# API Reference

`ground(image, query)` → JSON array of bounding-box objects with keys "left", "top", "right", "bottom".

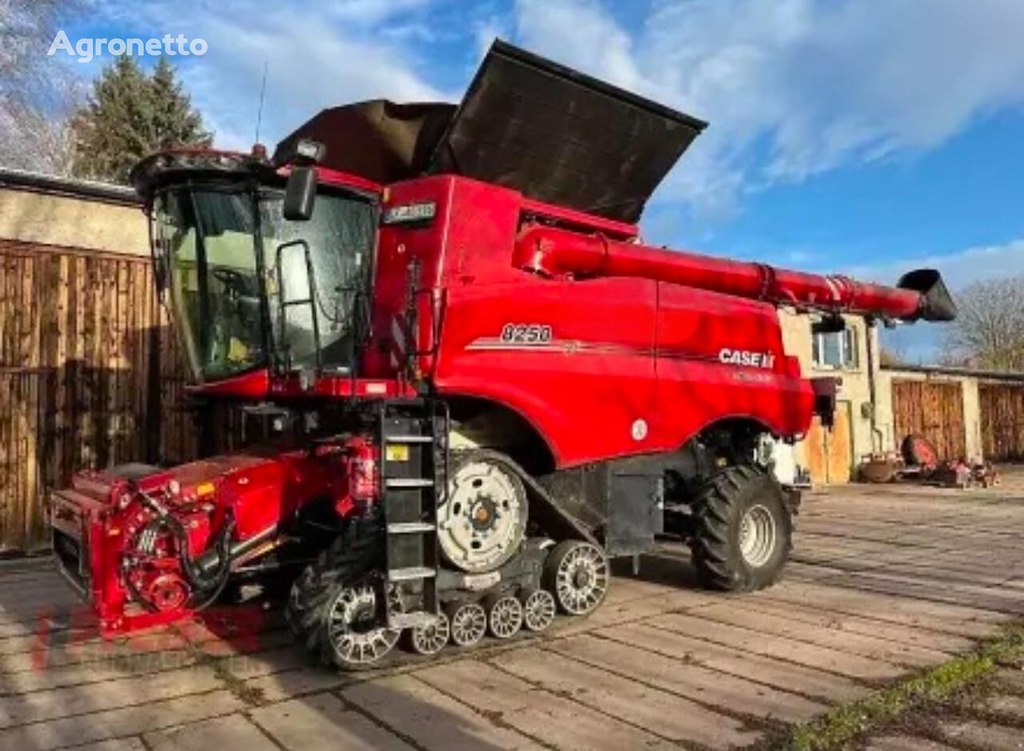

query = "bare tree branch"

[
  {"left": 942, "top": 276, "right": 1024, "bottom": 371},
  {"left": 0, "top": 0, "right": 87, "bottom": 173}
]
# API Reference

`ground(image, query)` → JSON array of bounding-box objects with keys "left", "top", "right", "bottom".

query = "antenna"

[{"left": 254, "top": 61, "right": 269, "bottom": 145}]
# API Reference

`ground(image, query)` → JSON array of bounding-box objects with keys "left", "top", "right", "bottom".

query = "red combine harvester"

[{"left": 49, "top": 42, "right": 955, "bottom": 669}]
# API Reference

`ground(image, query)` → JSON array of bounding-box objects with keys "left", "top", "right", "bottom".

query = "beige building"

[
  {"left": 781, "top": 309, "right": 1024, "bottom": 484},
  {"left": 0, "top": 169, "right": 147, "bottom": 254}
]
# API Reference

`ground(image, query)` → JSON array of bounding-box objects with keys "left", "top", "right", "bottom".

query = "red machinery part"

[{"left": 513, "top": 224, "right": 955, "bottom": 323}]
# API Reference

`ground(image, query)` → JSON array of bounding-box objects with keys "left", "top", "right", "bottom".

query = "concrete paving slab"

[
  {"left": 416, "top": 659, "right": 677, "bottom": 750},
  {"left": 761, "top": 581, "right": 1007, "bottom": 638},
  {"left": 732, "top": 596, "right": 975, "bottom": 655},
  {"left": 0, "top": 689, "right": 245, "bottom": 751},
  {"left": 52, "top": 739, "right": 147, "bottom": 751},
  {"left": 646, "top": 611, "right": 903, "bottom": 680},
  {"left": 596, "top": 623, "right": 867, "bottom": 704},
  {"left": 940, "top": 720, "right": 1024, "bottom": 750},
  {"left": 250, "top": 692, "right": 416, "bottom": 750},
  {"left": 490, "top": 646, "right": 760, "bottom": 747},
  {"left": 549, "top": 633, "right": 830, "bottom": 722},
  {"left": 692, "top": 601, "right": 951, "bottom": 668},
  {"left": 146, "top": 714, "right": 279, "bottom": 751},
  {"left": 867, "top": 734, "right": 964, "bottom": 751},
  {"left": 0, "top": 647, "right": 199, "bottom": 695},
  {"left": 343, "top": 673, "right": 544, "bottom": 750},
  {"left": 0, "top": 664, "right": 223, "bottom": 728},
  {"left": 995, "top": 667, "right": 1024, "bottom": 693},
  {"left": 239, "top": 664, "right": 355, "bottom": 705},
  {"left": 549, "top": 589, "right": 716, "bottom": 638},
  {"left": 985, "top": 694, "right": 1024, "bottom": 722}
]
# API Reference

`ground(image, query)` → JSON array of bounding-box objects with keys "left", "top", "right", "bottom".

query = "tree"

[
  {"left": 70, "top": 57, "right": 212, "bottom": 184},
  {"left": 0, "top": 0, "right": 84, "bottom": 173},
  {"left": 942, "top": 276, "right": 1024, "bottom": 371},
  {"left": 878, "top": 346, "right": 906, "bottom": 368}
]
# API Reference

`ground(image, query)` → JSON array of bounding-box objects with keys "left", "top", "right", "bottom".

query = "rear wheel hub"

[{"left": 738, "top": 504, "right": 777, "bottom": 568}]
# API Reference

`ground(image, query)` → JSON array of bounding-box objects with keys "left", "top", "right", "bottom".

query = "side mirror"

[{"left": 283, "top": 166, "right": 317, "bottom": 221}]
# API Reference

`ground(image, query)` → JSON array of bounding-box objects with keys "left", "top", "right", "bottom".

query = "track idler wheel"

[
  {"left": 406, "top": 612, "right": 451, "bottom": 656},
  {"left": 447, "top": 601, "right": 487, "bottom": 647},
  {"left": 519, "top": 588, "right": 556, "bottom": 632},
  {"left": 485, "top": 593, "right": 523, "bottom": 639},
  {"left": 544, "top": 540, "right": 609, "bottom": 616}
]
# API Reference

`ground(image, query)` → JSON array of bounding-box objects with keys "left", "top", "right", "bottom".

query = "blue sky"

[{"left": 52, "top": 0, "right": 1024, "bottom": 359}]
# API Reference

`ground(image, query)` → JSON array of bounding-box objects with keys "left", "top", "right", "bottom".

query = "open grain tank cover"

[
  {"left": 275, "top": 40, "right": 707, "bottom": 223},
  {"left": 428, "top": 40, "right": 708, "bottom": 223},
  {"left": 274, "top": 100, "right": 457, "bottom": 185}
]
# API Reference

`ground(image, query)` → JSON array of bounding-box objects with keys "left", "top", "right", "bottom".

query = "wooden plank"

[
  {"left": 826, "top": 400, "right": 853, "bottom": 484},
  {"left": 0, "top": 374, "right": 11, "bottom": 550},
  {"left": 54, "top": 255, "right": 70, "bottom": 487}
]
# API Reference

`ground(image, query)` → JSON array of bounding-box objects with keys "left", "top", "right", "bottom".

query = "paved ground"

[{"left": 3, "top": 476, "right": 1024, "bottom": 750}]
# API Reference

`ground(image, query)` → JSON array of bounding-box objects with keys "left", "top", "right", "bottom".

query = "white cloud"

[
  {"left": 510, "top": 0, "right": 1024, "bottom": 221},
  {"left": 850, "top": 238, "right": 1024, "bottom": 363},
  {"left": 514, "top": 0, "right": 642, "bottom": 91},
  {"left": 84, "top": 0, "right": 451, "bottom": 151},
  {"left": 70, "top": 0, "right": 1024, "bottom": 232},
  {"left": 846, "top": 238, "right": 1024, "bottom": 289},
  {"left": 181, "top": 9, "right": 449, "bottom": 151}
]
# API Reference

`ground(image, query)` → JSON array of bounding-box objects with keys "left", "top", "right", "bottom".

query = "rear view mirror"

[{"left": 284, "top": 166, "right": 317, "bottom": 221}]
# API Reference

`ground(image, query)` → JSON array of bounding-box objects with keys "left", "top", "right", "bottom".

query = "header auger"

[{"left": 49, "top": 40, "right": 954, "bottom": 670}]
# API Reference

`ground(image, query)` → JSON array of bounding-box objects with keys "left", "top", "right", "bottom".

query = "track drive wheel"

[
  {"left": 544, "top": 540, "right": 609, "bottom": 616},
  {"left": 689, "top": 464, "right": 792, "bottom": 592}
]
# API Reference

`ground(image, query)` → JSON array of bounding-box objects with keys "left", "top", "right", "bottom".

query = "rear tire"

[{"left": 689, "top": 465, "right": 791, "bottom": 592}]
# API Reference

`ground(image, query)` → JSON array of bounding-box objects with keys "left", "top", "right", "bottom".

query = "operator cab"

[{"left": 133, "top": 150, "right": 379, "bottom": 387}]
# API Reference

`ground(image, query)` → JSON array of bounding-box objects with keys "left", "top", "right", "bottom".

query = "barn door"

[
  {"left": 804, "top": 400, "right": 853, "bottom": 484},
  {"left": 892, "top": 380, "right": 965, "bottom": 460},
  {"left": 979, "top": 384, "right": 1024, "bottom": 461}
]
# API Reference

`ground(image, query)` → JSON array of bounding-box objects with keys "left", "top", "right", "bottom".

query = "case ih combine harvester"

[{"left": 49, "top": 42, "right": 954, "bottom": 669}]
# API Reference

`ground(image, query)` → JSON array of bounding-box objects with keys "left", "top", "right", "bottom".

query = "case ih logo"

[{"left": 719, "top": 348, "right": 776, "bottom": 369}]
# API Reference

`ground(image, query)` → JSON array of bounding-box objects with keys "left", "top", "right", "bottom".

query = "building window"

[{"left": 812, "top": 324, "right": 859, "bottom": 370}]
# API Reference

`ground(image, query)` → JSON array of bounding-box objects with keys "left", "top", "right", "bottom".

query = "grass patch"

[{"left": 781, "top": 622, "right": 1024, "bottom": 751}]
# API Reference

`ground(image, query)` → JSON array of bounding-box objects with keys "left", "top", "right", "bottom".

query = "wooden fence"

[{"left": 0, "top": 239, "right": 214, "bottom": 552}]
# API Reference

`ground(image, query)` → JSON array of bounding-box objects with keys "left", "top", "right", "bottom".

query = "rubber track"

[{"left": 285, "top": 516, "right": 384, "bottom": 665}]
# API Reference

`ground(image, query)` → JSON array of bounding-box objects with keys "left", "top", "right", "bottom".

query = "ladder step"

[
  {"left": 388, "top": 566, "right": 436, "bottom": 582},
  {"left": 389, "top": 612, "right": 439, "bottom": 629},
  {"left": 384, "top": 435, "right": 434, "bottom": 444},
  {"left": 387, "top": 522, "right": 436, "bottom": 534},
  {"left": 385, "top": 478, "right": 434, "bottom": 489}
]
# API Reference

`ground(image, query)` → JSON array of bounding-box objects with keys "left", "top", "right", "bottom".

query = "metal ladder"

[{"left": 378, "top": 401, "right": 446, "bottom": 628}]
